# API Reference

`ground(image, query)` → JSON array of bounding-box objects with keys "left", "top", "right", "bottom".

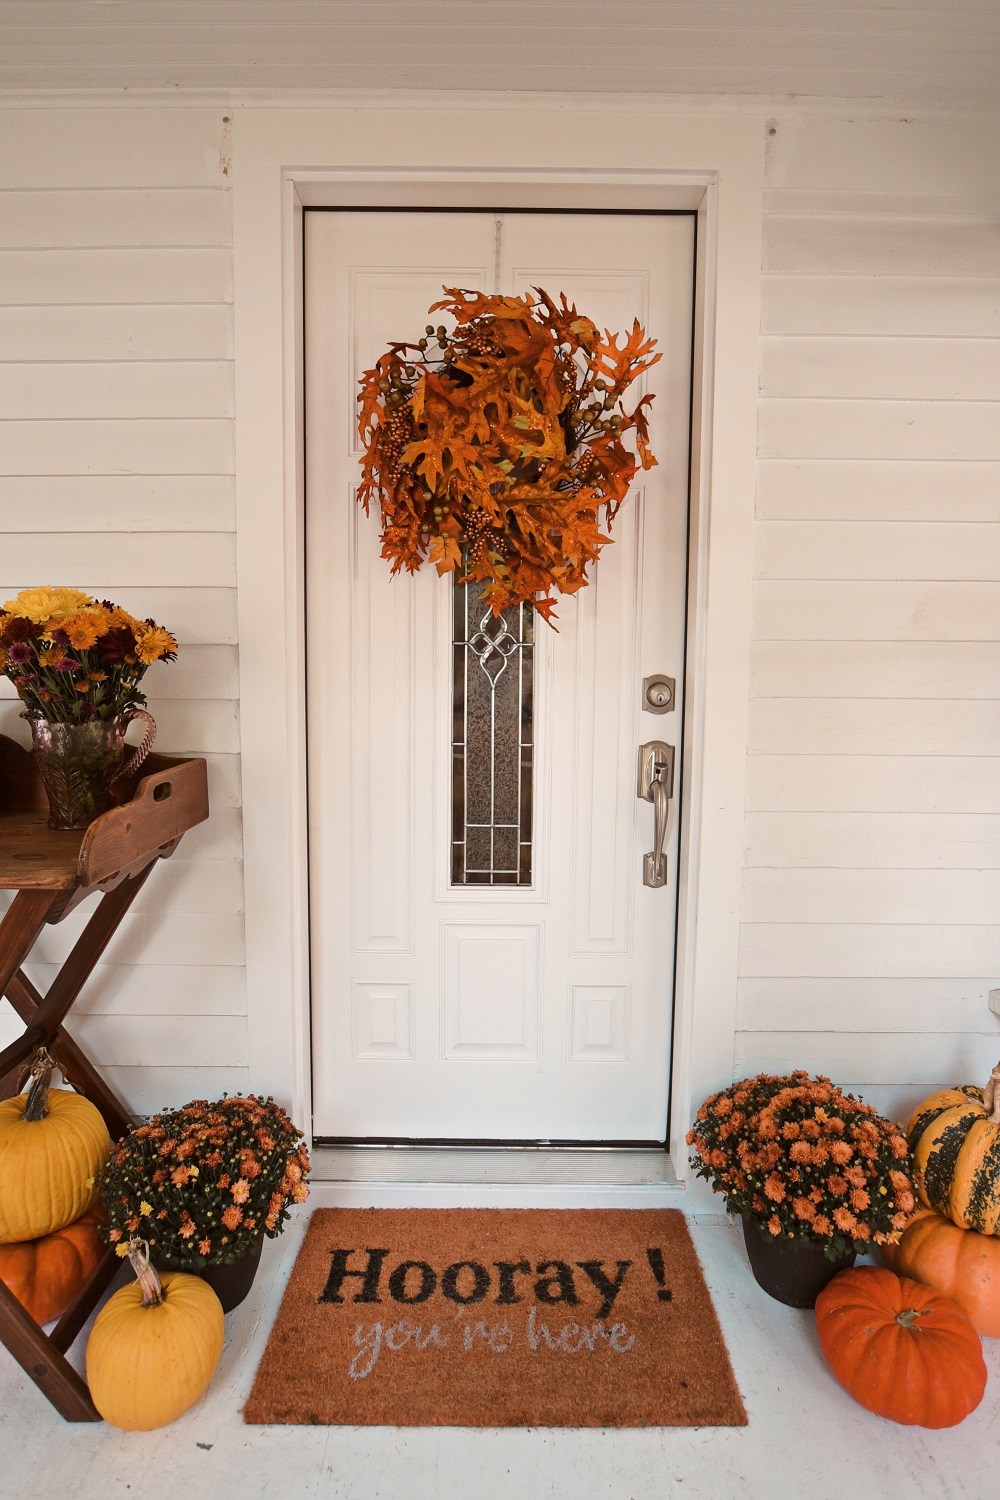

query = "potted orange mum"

[{"left": 688, "top": 1071, "right": 917, "bottom": 1307}]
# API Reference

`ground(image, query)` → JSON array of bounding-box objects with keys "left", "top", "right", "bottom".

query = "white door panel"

[{"left": 306, "top": 210, "right": 694, "bottom": 1142}]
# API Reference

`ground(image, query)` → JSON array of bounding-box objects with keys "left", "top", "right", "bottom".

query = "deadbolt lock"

[{"left": 642, "top": 675, "right": 675, "bottom": 714}]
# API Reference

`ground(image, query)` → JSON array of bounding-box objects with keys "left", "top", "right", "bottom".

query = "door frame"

[{"left": 232, "top": 98, "right": 765, "bottom": 1193}]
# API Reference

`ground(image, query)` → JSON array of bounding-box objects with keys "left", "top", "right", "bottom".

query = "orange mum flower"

[
  {"left": 221, "top": 1205, "right": 243, "bottom": 1230},
  {"left": 764, "top": 1174, "right": 786, "bottom": 1202}
]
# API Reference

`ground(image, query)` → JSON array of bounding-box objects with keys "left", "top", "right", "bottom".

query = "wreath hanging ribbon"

[{"left": 357, "top": 286, "right": 661, "bottom": 625}]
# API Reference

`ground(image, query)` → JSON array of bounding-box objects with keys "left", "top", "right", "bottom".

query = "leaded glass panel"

[{"left": 451, "top": 572, "right": 534, "bottom": 885}]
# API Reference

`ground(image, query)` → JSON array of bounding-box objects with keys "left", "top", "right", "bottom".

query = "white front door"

[{"left": 305, "top": 209, "right": 694, "bottom": 1143}]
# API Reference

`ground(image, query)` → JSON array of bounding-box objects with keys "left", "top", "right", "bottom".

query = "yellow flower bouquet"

[
  {"left": 0, "top": 586, "right": 178, "bottom": 827},
  {"left": 0, "top": 585, "right": 176, "bottom": 725}
]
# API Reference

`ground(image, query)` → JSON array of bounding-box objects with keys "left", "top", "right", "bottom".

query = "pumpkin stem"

[
  {"left": 21, "top": 1047, "right": 56, "bottom": 1122},
  {"left": 126, "top": 1237, "right": 164, "bottom": 1308},
  {"left": 984, "top": 1063, "right": 1000, "bottom": 1124},
  {"left": 896, "top": 1307, "right": 928, "bottom": 1329}
]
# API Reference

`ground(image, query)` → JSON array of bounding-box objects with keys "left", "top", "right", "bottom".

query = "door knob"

[{"left": 637, "top": 741, "right": 675, "bottom": 889}]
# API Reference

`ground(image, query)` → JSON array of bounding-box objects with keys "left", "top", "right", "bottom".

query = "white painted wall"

[
  {"left": 0, "top": 97, "right": 997, "bottom": 1138},
  {"left": 739, "top": 116, "right": 1000, "bottom": 1124},
  {"left": 0, "top": 106, "right": 248, "bottom": 1113}
]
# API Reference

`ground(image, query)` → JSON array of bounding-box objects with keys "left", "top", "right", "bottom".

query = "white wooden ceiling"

[{"left": 0, "top": 0, "right": 997, "bottom": 106}]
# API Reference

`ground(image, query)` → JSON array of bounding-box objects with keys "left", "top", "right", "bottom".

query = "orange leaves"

[{"left": 356, "top": 285, "right": 661, "bottom": 622}]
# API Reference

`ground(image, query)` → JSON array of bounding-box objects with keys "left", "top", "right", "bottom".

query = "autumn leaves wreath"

[{"left": 357, "top": 287, "right": 661, "bottom": 624}]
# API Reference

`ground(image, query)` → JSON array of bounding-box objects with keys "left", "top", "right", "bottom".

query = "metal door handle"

[{"left": 637, "top": 740, "right": 675, "bottom": 889}]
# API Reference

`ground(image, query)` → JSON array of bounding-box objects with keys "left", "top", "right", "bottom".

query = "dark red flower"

[
  {"left": 96, "top": 625, "right": 136, "bottom": 662},
  {"left": 1, "top": 615, "right": 43, "bottom": 644}
]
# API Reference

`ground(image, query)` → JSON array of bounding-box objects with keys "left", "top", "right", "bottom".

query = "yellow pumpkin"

[
  {"left": 0, "top": 1053, "right": 110, "bottom": 1244},
  {"left": 884, "top": 1207, "right": 1000, "bottom": 1339},
  {"left": 907, "top": 1061, "right": 1000, "bottom": 1233},
  {"left": 86, "top": 1242, "right": 224, "bottom": 1431},
  {"left": 0, "top": 1203, "right": 105, "bottom": 1324}
]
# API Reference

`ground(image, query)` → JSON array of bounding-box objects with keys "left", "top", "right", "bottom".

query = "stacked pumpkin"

[
  {"left": 0, "top": 1052, "right": 224, "bottom": 1430},
  {"left": 888, "top": 1060, "right": 1000, "bottom": 1337},
  {"left": 816, "top": 1061, "right": 1000, "bottom": 1429},
  {"left": 0, "top": 1052, "right": 110, "bottom": 1324}
]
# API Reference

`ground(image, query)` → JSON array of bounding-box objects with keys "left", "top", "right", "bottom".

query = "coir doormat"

[{"left": 244, "top": 1208, "right": 746, "bottom": 1428}]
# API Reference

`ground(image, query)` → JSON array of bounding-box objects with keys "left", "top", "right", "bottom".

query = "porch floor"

[{"left": 1, "top": 1210, "right": 996, "bottom": 1500}]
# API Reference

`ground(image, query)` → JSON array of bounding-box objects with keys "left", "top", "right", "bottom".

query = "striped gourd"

[{"left": 906, "top": 1065, "right": 1000, "bottom": 1235}]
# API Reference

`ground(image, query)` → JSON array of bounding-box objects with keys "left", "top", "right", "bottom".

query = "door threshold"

[{"left": 308, "top": 1144, "right": 684, "bottom": 1209}]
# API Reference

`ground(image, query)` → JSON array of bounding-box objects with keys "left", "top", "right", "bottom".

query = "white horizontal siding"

[
  {"left": 0, "top": 248, "right": 233, "bottom": 305},
  {"left": 754, "top": 520, "right": 1000, "bottom": 580},
  {"left": 0, "top": 107, "right": 240, "bottom": 1118},
  {"left": 0, "top": 419, "right": 233, "bottom": 475},
  {"left": 756, "top": 459, "right": 1000, "bottom": 523},
  {"left": 759, "top": 337, "right": 1000, "bottom": 402},
  {"left": 747, "top": 755, "right": 1000, "bottom": 815},
  {"left": 758, "top": 398, "right": 1000, "bottom": 461},
  {"left": 19, "top": 963, "right": 247, "bottom": 1018},
  {"left": 741, "top": 113, "right": 1000, "bottom": 1103},
  {"left": 754, "top": 580, "right": 1000, "bottom": 640},
  {"left": 741, "top": 924, "right": 1000, "bottom": 979},
  {"left": 743, "top": 868, "right": 1000, "bottom": 927},
  {"left": 766, "top": 119, "right": 1000, "bottom": 205},
  {"left": 2, "top": 911, "right": 243, "bottom": 969},
  {"left": 745, "top": 812, "right": 1000, "bottom": 870},
  {"left": 737, "top": 978, "right": 996, "bottom": 1034},
  {"left": 735, "top": 1032, "right": 1000, "bottom": 1090},
  {"left": 749, "top": 698, "right": 1000, "bottom": 757},
  {"left": 99, "top": 1069, "right": 252, "bottom": 1117},
  {"left": 752, "top": 641, "right": 1000, "bottom": 699},
  {"left": 762, "top": 276, "right": 1000, "bottom": 338},
  {"left": 0, "top": 187, "right": 231, "bottom": 248},
  {"left": 0, "top": 361, "right": 234, "bottom": 419},
  {"left": 1, "top": 533, "right": 234, "bottom": 583},
  {"left": 0, "top": 109, "right": 230, "bottom": 189},
  {"left": 0, "top": 476, "right": 235, "bottom": 532},
  {"left": 0, "top": 304, "right": 233, "bottom": 361},
  {"left": 763, "top": 218, "right": 1000, "bottom": 278}
]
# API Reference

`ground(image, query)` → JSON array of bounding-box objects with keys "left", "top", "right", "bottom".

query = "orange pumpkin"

[
  {"left": 815, "top": 1266, "right": 986, "bottom": 1428},
  {"left": 884, "top": 1208, "right": 1000, "bottom": 1338},
  {"left": 0, "top": 1204, "right": 105, "bottom": 1325}
]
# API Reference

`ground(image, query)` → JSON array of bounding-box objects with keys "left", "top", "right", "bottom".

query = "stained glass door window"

[{"left": 451, "top": 571, "right": 534, "bottom": 885}]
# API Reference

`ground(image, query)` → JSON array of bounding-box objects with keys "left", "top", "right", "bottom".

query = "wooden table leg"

[
  {"left": 0, "top": 870, "right": 153, "bottom": 1134},
  {"left": 0, "top": 889, "right": 65, "bottom": 999},
  {"left": 4, "top": 971, "right": 133, "bottom": 1140},
  {"left": 0, "top": 1280, "right": 101, "bottom": 1422},
  {"left": 17, "top": 863, "right": 156, "bottom": 1050},
  {"left": 49, "top": 1247, "right": 122, "bottom": 1355},
  {"left": 0, "top": 889, "right": 70, "bottom": 1095}
]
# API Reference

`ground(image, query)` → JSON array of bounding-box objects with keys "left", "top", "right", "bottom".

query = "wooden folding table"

[{"left": 0, "top": 733, "right": 208, "bottom": 1419}]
